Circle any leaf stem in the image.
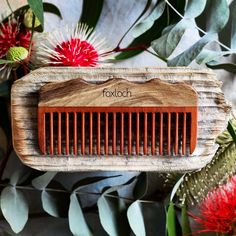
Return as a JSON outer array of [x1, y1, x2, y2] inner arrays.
[[164, 0, 232, 52], [5, 0, 13, 14]]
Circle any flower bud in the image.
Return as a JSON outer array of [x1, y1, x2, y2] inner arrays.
[[6, 46, 29, 62], [24, 8, 41, 28]]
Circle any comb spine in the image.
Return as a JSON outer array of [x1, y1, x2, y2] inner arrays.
[[143, 112, 147, 155], [50, 112, 54, 155], [38, 109, 46, 154], [112, 113, 116, 154], [105, 112, 109, 154], [128, 112, 132, 155], [190, 110, 197, 154], [159, 113, 163, 155], [182, 112, 186, 155], [167, 112, 171, 155], [89, 112, 93, 154], [66, 112, 69, 155], [175, 113, 179, 155], [120, 112, 124, 155], [81, 112, 85, 154], [151, 112, 155, 155], [97, 112, 100, 155], [73, 112, 77, 155], [136, 113, 140, 155]]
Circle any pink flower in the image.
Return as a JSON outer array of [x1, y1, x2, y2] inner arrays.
[[35, 24, 109, 67], [191, 176, 236, 235], [0, 18, 31, 58]]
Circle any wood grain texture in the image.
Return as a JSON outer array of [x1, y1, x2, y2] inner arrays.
[[11, 67, 231, 172], [39, 78, 198, 107]]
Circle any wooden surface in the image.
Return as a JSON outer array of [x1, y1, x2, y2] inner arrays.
[[39, 78, 198, 107], [11, 67, 231, 172]]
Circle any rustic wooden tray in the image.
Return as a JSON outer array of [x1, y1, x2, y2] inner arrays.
[[11, 67, 231, 172]]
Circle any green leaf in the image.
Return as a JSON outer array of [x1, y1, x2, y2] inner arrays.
[[127, 201, 145, 236], [132, 0, 166, 38], [98, 195, 129, 236], [1, 186, 29, 233], [80, 0, 104, 29], [10, 165, 32, 186], [27, 0, 44, 30], [181, 204, 192, 235], [0, 59, 14, 64], [195, 49, 232, 64], [133, 172, 148, 199], [127, 201, 166, 236], [206, 61, 236, 73], [227, 121, 236, 144], [41, 190, 70, 218], [72, 175, 121, 192], [230, 0, 236, 49], [43, 2, 62, 19], [168, 33, 216, 66], [170, 175, 185, 202], [68, 193, 93, 236], [151, 19, 192, 58], [32, 171, 57, 190], [184, 0, 207, 18], [97, 178, 136, 236], [115, 0, 185, 60], [166, 202, 176, 236], [206, 0, 229, 33]]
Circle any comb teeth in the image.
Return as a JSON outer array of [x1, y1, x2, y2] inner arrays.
[[38, 108, 197, 156]]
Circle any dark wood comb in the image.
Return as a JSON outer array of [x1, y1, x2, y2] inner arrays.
[[38, 78, 198, 156]]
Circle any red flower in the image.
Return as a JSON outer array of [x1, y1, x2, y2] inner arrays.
[[35, 24, 109, 67], [0, 18, 31, 58], [191, 176, 236, 235]]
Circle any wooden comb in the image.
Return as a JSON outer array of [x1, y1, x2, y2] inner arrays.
[[38, 78, 198, 156]]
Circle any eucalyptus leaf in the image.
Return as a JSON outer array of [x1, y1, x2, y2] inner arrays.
[[151, 19, 192, 58], [32, 171, 57, 190], [115, 0, 185, 60], [168, 33, 216, 66], [10, 165, 32, 186], [206, 0, 229, 33], [80, 0, 104, 29], [133, 172, 148, 199], [230, 0, 236, 49], [72, 175, 121, 192], [68, 193, 93, 236], [127, 201, 166, 236], [97, 177, 136, 236], [127, 201, 145, 236], [0, 59, 14, 64], [1, 186, 29, 233], [166, 202, 176, 236], [132, 0, 166, 38], [27, 0, 44, 29], [196, 49, 232, 64], [184, 0, 207, 18], [181, 204, 192, 235], [43, 3, 62, 19], [41, 190, 70, 218], [227, 121, 236, 144], [206, 61, 236, 73], [170, 175, 186, 202], [98, 195, 130, 236]]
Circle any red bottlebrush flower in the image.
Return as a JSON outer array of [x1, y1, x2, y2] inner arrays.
[[0, 18, 31, 58], [191, 175, 236, 235], [35, 24, 109, 67]]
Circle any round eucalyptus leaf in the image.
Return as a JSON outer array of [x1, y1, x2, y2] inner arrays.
[[68, 193, 93, 236], [41, 190, 70, 218], [32, 171, 57, 190], [0, 186, 29, 233]]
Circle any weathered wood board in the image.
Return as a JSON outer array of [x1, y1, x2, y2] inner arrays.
[[11, 67, 231, 172]]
